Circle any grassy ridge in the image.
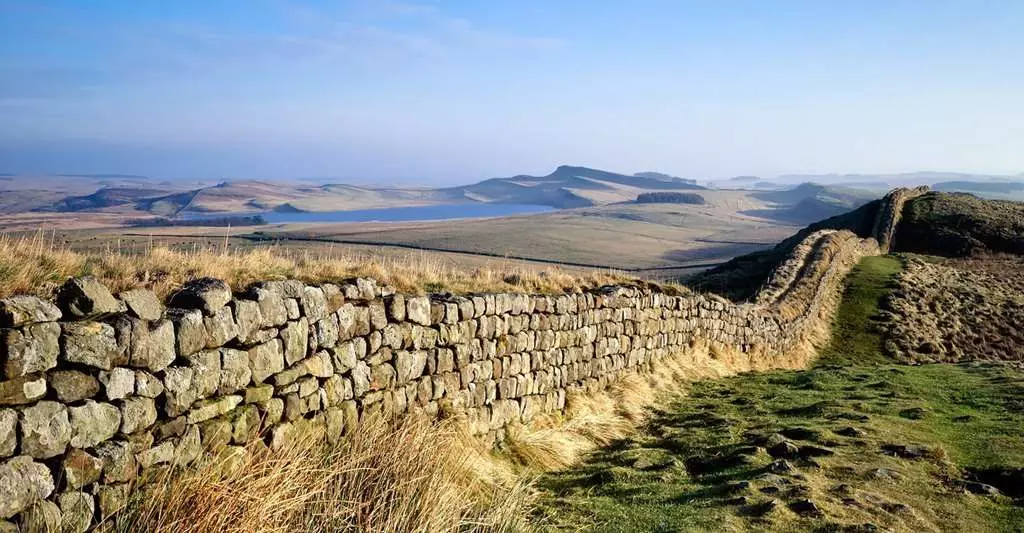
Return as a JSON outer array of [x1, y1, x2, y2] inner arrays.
[[816, 255, 903, 366]]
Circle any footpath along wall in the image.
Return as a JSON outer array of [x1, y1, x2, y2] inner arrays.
[[0, 189, 916, 531]]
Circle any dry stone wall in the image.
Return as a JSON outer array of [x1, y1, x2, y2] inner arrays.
[[0, 188, 918, 531]]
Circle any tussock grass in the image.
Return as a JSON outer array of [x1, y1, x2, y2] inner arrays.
[[114, 415, 534, 533], [0, 231, 635, 299]]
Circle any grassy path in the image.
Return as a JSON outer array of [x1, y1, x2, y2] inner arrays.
[[532, 255, 1024, 532]]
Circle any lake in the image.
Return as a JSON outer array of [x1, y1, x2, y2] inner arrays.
[[183, 203, 554, 224]]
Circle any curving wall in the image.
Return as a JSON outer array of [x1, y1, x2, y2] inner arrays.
[[0, 190, 914, 531]]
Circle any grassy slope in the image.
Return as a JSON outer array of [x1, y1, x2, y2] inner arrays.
[[533, 256, 1024, 532]]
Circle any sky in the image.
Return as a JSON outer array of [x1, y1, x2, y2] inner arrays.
[[1, 0, 1023, 185]]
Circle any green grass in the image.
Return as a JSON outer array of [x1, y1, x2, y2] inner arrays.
[[532, 256, 1024, 532], [817, 255, 903, 366]]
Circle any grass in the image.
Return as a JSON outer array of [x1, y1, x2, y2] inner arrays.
[[533, 255, 1024, 532], [817, 255, 904, 366], [0, 231, 640, 299]]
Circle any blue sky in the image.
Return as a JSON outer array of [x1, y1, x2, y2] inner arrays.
[[1, 0, 1022, 184]]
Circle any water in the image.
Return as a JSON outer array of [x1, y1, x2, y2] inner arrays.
[[182, 203, 553, 224]]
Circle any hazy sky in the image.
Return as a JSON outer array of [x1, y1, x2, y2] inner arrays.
[[1, 0, 1022, 184]]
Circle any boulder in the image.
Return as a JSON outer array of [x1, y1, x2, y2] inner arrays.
[[19, 401, 71, 459], [56, 277, 123, 319], [49, 370, 100, 403], [2, 322, 60, 377], [69, 400, 121, 448], [0, 456, 54, 519], [0, 296, 60, 327], [0, 377, 46, 406], [62, 448, 103, 489], [119, 289, 164, 321], [168, 278, 231, 316], [57, 492, 93, 533]]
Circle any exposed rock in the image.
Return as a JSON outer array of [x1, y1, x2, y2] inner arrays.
[[0, 296, 60, 327], [62, 448, 103, 489], [49, 370, 100, 403], [99, 367, 135, 400], [118, 397, 157, 435], [57, 492, 93, 533], [69, 400, 121, 447], [169, 278, 231, 316], [19, 401, 71, 459], [835, 426, 867, 438], [788, 498, 823, 516], [3, 322, 60, 377], [0, 376, 46, 406], [57, 277, 123, 319], [119, 288, 163, 321], [964, 481, 1001, 496], [767, 440, 800, 459], [0, 456, 54, 519]]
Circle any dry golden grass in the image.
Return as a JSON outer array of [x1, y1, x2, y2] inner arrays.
[[113, 414, 534, 533], [0, 231, 637, 299]]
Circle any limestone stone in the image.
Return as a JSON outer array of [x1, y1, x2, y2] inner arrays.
[[301, 286, 328, 321], [331, 341, 357, 373], [0, 376, 46, 406], [96, 483, 129, 519], [61, 321, 118, 370], [119, 288, 163, 321], [127, 318, 176, 371], [168, 308, 206, 357], [57, 492, 93, 533], [134, 370, 164, 398], [57, 277, 123, 319], [248, 339, 284, 384], [186, 395, 242, 424], [199, 418, 232, 452], [385, 294, 405, 322], [19, 500, 60, 533], [0, 456, 53, 519], [0, 296, 60, 327], [162, 366, 196, 417], [2, 322, 60, 376], [203, 306, 238, 348], [305, 351, 334, 378], [368, 300, 387, 331], [219, 348, 252, 394], [232, 299, 263, 344], [93, 441, 136, 483], [62, 448, 103, 490], [322, 375, 353, 406], [325, 407, 345, 444], [0, 410, 15, 458], [356, 278, 377, 300], [136, 441, 175, 468], [232, 404, 261, 444], [281, 318, 309, 366], [174, 425, 202, 467], [315, 314, 339, 349], [250, 287, 288, 327], [48, 370, 99, 403], [262, 398, 284, 427], [285, 299, 300, 320], [406, 296, 431, 326], [69, 400, 121, 447], [19, 401, 71, 459], [352, 361, 371, 397], [185, 349, 221, 399], [244, 384, 273, 404], [99, 367, 134, 400], [260, 279, 305, 299], [118, 397, 156, 435], [169, 277, 231, 316]]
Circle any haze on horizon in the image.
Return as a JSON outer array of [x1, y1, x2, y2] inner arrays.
[[1, 0, 1022, 185]]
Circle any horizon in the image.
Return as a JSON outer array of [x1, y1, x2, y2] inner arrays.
[[2, 1, 1023, 182]]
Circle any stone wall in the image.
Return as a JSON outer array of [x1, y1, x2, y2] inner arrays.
[[0, 203, 898, 530]]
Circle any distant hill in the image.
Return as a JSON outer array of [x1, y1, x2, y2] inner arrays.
[[43, 187, 171, 212], [740, 183, 878, 224]]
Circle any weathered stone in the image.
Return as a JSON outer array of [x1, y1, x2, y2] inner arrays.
[[248, 339, 284, 384], [69, 400, 121, 447], [169, 277, 231, 316], [134, 370, 164, 398], [352, 361, 371, 398], [99, 367, 134, 400], [331, 341, 357, 373], [301, 286, 328, 321], [19, 401, 71, 459], [0, 456, 53, 519], [0, 410, 15, 458], [186, 395, 242, 424], [250, 287, 288, 327], [315, 315, 339, 349], [199, 418, 232, 452], [385, 294, 405, 322], [355, 278, 376, 300], [174, 425, 202, 467], [119, 288, 163, 321], [118, 397, 156, 435], [136, 441, 175, 468], [49, 370, 99, 403], [281, 318, 309, 366], [232, 404, 261, 444], [19, 500, 60, 533], [57, 492, 93, 533], [305, 351, 334, 378], [244, 384, 273, 404], [286, 299, 300, 319], [325, 407, 345, 444], [186, 350, 221, 399], [322, 375, 353, 406], [262, 398, 284, 427], [232, 299, 263, 344], [0, 376, 46, 406], [406, 296, 431, 326], [96, 483, 129, 519], [0, 296, 60, 327], [162, 366, 196, 417], [2, 322, 60, 377], [93, 441, 136, 483], [61, 321, 118, 370], [168, 308, 206, 357], [57, 277, 123, 319], [156, 417, 186, 440], [219, 348, 252, 394], [128, 318, 176, 371], [203, 306, 238, 349], [62, 448, 103, 490]]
